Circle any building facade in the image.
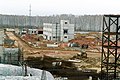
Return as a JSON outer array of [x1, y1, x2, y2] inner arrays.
[[43, 20, 74, 42], [3, 48, 20, 65], [0, 30, 4, 63]]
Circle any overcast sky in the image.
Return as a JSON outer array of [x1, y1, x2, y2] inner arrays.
[[0, 0, 120, 16]]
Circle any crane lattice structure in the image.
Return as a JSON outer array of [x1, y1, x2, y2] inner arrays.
[[101, 15, 120, 80]]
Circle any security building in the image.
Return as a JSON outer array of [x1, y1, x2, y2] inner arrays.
[[43, 20, 74, 42]]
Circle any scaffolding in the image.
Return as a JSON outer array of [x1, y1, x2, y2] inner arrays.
[[101, 15, 120, 80]]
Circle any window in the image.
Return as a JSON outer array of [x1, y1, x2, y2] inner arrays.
[[53, 36, 56, 38], [65, 22, 67, 24], [63, 29, 68, 34], [38, 31, 43, 34], [64, 36, 67, 38]]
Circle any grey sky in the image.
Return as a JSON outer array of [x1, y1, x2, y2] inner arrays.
[[0, 0, 120, 16]]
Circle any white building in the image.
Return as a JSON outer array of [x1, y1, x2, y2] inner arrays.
[[28, 29, 38, 34], [43, 20, 74, 42], [27, 29, 43, 35]]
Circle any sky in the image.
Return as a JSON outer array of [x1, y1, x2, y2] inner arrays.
[[0, 0, 120, 16]]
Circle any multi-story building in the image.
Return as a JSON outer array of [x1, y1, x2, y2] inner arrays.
[[43, 20, 74, 42]]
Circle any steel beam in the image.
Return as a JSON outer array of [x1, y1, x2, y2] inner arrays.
[[101, 15, 120, 80]]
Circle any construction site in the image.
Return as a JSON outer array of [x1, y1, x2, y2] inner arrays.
[[0, 15, 119, 80]]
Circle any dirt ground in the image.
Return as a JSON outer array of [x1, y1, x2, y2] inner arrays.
[[5, 31, 102, 71], [5, 32, 80, 59]]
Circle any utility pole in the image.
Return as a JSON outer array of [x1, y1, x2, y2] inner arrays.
[[29, 4, 31, 29]]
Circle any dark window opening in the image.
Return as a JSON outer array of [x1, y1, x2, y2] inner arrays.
[[65, 22, 67, 24], [32, 31, 33, 33], [63, 29, 68, 34], [53, 36, 56, 38], [64, 36, 67, 38], [38, 31, 43, 34]]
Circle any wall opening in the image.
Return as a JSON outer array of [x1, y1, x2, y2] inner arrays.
[[65, 22, 67, 24], [63, 29, 68, 34]]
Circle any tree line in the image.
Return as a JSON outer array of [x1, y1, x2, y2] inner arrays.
[[0, 14, 103, 31]]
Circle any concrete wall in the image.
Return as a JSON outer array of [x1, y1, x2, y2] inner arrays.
[[3, 48, 20, 65], [43, 23, 61, 41], [4, 48, 19, 54], [0, 30, 4, 44], [43, 23, 53, 40], [0, 30, 4, 62], [51, 24, 60, 41], [68, 24, 74, 40], [0, 46, 3, 62]]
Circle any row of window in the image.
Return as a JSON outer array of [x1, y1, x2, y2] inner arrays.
[[53, 36, 67, 38], [31, 31, 36, 33]]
